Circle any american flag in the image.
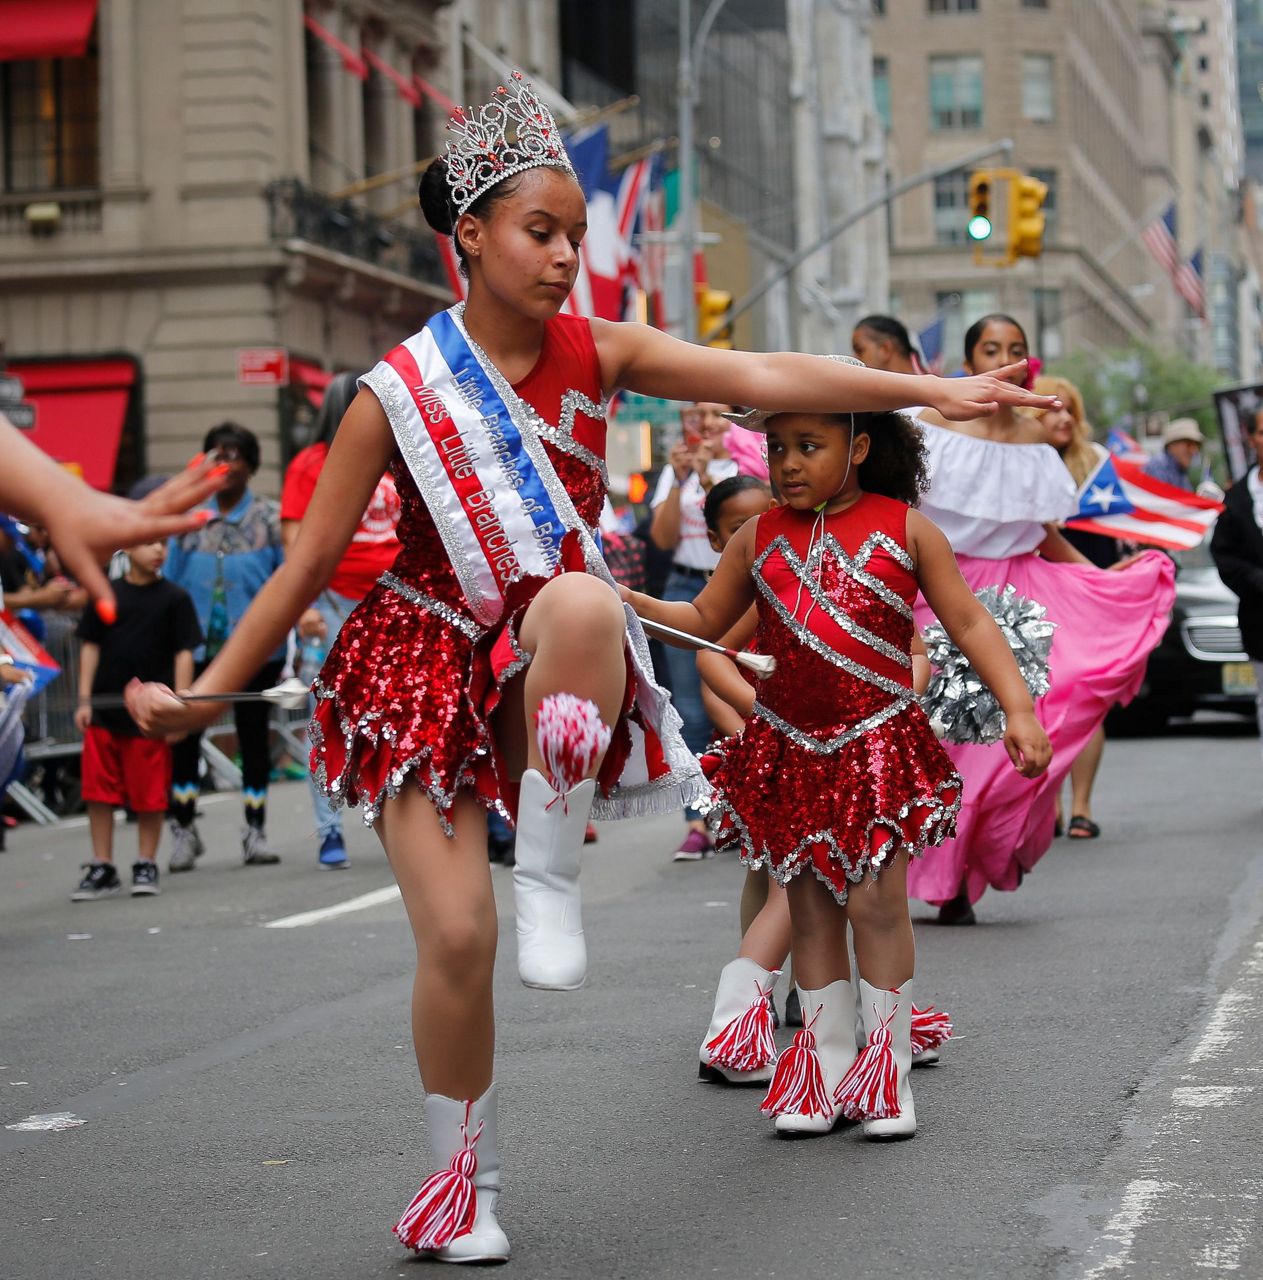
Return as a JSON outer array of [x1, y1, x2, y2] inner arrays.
[[1066, 453, 1222, 551], [1175, 247, 1207, 319], [1142, 202, 1181, 281]]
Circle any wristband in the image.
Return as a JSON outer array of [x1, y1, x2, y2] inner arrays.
[[0, 654, 13, 668]]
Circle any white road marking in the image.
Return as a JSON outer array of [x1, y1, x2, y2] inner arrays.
[[263, 884, 401, 929], [1190, 937, 1263, 1064], [1078, 1179, 1170, 1280], [5, 1112, 85, 1132], [1171, 1085, 1254, 1108]]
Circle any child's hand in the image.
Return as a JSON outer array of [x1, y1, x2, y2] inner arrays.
[[73, 704, 91, 734], [1004, 710, 1052, 778]]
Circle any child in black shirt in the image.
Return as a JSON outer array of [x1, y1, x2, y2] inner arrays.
[[72, 538, 201, 899]]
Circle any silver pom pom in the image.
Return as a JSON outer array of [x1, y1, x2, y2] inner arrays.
[[920, 585, 1057, 745]]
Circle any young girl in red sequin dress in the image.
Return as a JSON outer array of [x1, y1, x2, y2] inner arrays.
[[126, 74, 1058, 1264], [626, 403, 1052, 1140]]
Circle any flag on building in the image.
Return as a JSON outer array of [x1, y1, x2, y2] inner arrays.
[[917, 315, 945, 375], [1175, 247, 1207, 319], [1065, 453, 1222, 551], [1141, 202, 1181, 281]]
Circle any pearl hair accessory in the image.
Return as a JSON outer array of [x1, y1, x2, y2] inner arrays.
[[444, 70, 577, 217]]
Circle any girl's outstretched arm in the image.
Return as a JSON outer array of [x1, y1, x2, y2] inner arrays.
[[697, 606, 759, 735], [909, 510, 1052, 777], [126, 391, 396, 737], [591, 320, 1060, 424], [621, 518, 758, 645]]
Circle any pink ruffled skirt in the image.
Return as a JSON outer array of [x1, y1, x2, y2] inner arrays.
[[909, 550, 1175, 906]]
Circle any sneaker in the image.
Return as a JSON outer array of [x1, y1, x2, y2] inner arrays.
[[317, 831, 348, 869], [672, 829, 715, 862], [131, 861, 161, 896], [242, 826, 281, 865], [168, 821, 199, 873], [71, 861, 121, 901]]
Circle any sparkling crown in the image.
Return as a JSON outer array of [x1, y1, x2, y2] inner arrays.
[[445, 71, 577, 217]]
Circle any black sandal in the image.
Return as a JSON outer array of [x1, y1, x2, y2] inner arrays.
[[1067, 815, 1101, 839]]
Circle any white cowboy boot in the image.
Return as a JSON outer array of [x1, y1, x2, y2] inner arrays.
[[513, 768, 595, 990], [761, 979, 858, 1136], [698, 957, 779, 1085], [836, 979, 916, 1140], [394, 1085, 509, 1264]]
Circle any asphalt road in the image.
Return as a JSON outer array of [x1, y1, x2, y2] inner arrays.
[[2, 718, 1262, 1280]]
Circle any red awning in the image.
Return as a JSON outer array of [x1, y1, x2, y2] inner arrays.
[[8, 357, 135, 490], [0, 0, 99, 62], [290, 358, 333, 411], [364, 47, 422, 108], [303, 11, 367, 80]]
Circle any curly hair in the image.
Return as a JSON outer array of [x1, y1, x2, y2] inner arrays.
[[846, 410, 929, 507]]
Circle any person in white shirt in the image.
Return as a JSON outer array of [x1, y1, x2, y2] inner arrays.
[[650, 402, 739, 859]]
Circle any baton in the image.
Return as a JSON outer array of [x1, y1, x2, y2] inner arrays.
[[635, 616, 775, 678]]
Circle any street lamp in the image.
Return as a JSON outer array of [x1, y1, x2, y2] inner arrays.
[[677, 0, 731, 340]]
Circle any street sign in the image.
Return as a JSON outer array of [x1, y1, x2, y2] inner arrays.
[[2, 402, 36, 430], [0, 374, 24, 404], [236, 347, 289, 386]]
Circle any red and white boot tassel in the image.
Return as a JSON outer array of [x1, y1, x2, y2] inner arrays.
[[514, 695, 611, 991], [835, 979, 916, 1140], [394, 1085, 508, 1263], [761, 979, 858, 1136], [911, 1003, 953, 1068], [699, 957, 779, 1085]]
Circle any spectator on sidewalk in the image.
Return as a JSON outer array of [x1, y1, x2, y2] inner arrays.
[[281, 372, 400, 869], [164, 423, 285, 870], [1210, 408, 1263, 765], [71, 537, 200, 900], [1143, 419, 1205, 492]]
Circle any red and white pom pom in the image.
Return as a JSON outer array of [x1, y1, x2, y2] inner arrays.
[[911, 1004, 953, 1056], [834, 1003, 900, 1121], [535, 693, 612, 795], [760, 1013, 831, 1118], [706, 972, 778, 1073], [393, 1108, 482, 1252]]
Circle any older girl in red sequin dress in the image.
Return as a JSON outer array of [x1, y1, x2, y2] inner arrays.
[[126, 73, 1059, 1264], [626, 404, 1052, 1141]]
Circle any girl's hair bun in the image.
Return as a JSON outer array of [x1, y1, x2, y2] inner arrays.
[[419, 156, 456, 235]]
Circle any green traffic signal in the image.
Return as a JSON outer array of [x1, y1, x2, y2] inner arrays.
[[968, 214, 992, 241]]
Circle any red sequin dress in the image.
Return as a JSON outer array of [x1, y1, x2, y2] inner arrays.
[[707, 495, 961, 904], [309, 314, 690, 833]]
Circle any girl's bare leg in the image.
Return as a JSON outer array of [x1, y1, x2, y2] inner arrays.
[[738, 878, 803, 973], [845, 849, 914, 990], [1069, 725, 1105, 823], [739, 867, 769, 936], [497, 574, 628, 776], [786, 873, 850, 990], [376, 789, 498, 1098]]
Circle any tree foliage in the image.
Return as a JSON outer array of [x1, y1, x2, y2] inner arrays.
[[1048, 343, 1222, 441]]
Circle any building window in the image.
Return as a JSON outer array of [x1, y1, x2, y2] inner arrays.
[[933, 169, 970, 245], [1198, 56, 1210, 73], [1030, 167, 1057, 239], [1021, 0, 1049, 7], [0, 52, 100, 192], [929, 55, 983, 130], [873, 57, 891, 130], [928, 0, 978, 11], [872, 0, 885, 14], [1033, 288, 1063, 358], [1021, 54, 1054, 121], [1200, 91, 1211, 110]]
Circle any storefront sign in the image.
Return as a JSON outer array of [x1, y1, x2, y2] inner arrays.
[[237, 348, 290, 386]]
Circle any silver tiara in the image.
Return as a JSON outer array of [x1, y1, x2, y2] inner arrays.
[[445, 71, 577, 218]]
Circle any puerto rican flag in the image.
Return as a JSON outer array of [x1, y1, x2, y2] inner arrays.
[[1106, 427, 1147, 462], [1065, 453, 1223, 551]]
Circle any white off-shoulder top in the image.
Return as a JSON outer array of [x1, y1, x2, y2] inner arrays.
[[916, 420, 1078, 559]]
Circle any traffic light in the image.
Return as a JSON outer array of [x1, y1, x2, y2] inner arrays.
[[627, 472, 648, 504], [1008, 173, 1048, 261], [697, 287, 734, 348], [967, 171, 993, 242]]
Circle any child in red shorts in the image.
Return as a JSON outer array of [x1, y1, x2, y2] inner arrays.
[[72, 537, 201, 899]]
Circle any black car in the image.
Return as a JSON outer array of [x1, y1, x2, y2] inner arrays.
[[1109, 539, 1259, 734]]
